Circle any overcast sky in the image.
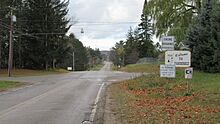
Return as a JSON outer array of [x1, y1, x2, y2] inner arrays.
[[67, 0, 145, 51]]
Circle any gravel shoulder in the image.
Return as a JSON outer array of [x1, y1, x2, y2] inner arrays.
[[94, 82, 125, 124], [103, 85, 123, 124]]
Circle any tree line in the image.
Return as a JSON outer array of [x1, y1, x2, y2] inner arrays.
[[144, 0, 220, 73], [0, 0, 102, 71], [110, 2, 160, 67], [111, 0, 220, 72]]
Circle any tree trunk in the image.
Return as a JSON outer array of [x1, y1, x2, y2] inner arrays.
[[53, 59, 56, 69], [18, 36, 22, 68], [46, 61, 48, 71]]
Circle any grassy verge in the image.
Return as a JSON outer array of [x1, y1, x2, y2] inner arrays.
[[89, 64, 104, 71], [119, 63, 160, 73], [0, 81, 26, 92], [0, 69, 68, 77], [113, 63, 160, 73], [109, 63, 220, 123]]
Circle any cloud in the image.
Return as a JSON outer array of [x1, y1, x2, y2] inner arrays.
[[68, 0, 145, 50]]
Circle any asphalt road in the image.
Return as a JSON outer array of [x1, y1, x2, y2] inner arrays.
[[0, 62, 138, 124]]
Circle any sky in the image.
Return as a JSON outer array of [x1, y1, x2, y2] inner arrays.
[[67, 0, 145, 51]]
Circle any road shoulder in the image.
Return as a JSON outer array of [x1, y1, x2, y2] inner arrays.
[[93, 81, 125, 124]]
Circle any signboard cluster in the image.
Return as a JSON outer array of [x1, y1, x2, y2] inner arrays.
[[160, 36, 193, 79]]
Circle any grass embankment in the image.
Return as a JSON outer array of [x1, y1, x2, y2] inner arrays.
[[109, 63, 220, 123], [89, 64, 104, 71], [113, 63, 160, 73], [0, 69, 68, 77], [0, 81, 26, 92]]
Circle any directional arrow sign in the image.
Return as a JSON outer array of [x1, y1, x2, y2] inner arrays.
[[165, 51, 191, 67]]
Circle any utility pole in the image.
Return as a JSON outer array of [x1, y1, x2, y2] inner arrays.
[[8, 9, 16, 77], [72, 52, 75, 71], [45, 13, 48, 71]]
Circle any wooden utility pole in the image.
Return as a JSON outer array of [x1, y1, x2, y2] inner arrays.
[[72, 52, 75, 71], [8, 9, 16, 77], [45, 13, 48, 71]]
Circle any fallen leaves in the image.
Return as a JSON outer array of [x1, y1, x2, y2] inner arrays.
[[117, 80, 220, 123]]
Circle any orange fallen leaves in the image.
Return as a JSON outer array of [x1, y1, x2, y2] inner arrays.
[[119, 82, 220, 123]]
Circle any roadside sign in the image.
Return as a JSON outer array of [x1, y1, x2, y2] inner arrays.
[[160, 65, 176, 78], [185, 68, 193, 79], [161, 36, 175, 51], [165, 51, 191, 67], [67, 67, 73, 71]]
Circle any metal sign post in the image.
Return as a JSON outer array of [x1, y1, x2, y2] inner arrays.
[[185, 68, 193, 95]]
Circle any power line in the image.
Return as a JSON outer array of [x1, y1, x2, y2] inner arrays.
[[0, 22, 40, 38], [11, 20, 139, 24]]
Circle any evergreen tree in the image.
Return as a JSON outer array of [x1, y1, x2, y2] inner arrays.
[[138, 14, 156, 58], [210, 1, 220, 71], [87, 47, 102, 68], [23, 0, 70, 69], [185, 0, 220, 72], [124, 27, 139, 64], [0, 0, 23, 69], [0, 0, 9, 69], [64, 34, 88, 71]]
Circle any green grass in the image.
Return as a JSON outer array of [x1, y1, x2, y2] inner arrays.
[[109, 63, 220, 123], [89, 64, 104, 71], [0, 81, 26, 92], [116, 63, 160, 73], [0, 69, 68, 77]]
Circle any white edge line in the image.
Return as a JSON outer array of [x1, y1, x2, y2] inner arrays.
[[89, 82, 105, 122]]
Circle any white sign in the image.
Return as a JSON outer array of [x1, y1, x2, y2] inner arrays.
[[185, 68, 193, 79], [161, 36, 175, 51], [160, 65, 176, 78], [12, 15, 17, 22], [165, 51, 191, 67], [67, 67, 73, 71]]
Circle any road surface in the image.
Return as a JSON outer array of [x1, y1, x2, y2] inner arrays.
[[0, 62, 138, 124]]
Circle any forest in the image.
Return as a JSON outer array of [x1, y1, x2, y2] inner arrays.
[[111, 0, 220, 73], [0, 0, 102, 71]]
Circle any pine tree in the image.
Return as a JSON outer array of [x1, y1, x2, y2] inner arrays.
[[185, 0, 220, 72], [0, 0, 23, 69], [138, 14, 155, 58], [23, 0, 70, 69], [0, 0, 8, 69], [210, 1, 220, 71], [124, 27, 139, 64], [65, 34, 88, 71]]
